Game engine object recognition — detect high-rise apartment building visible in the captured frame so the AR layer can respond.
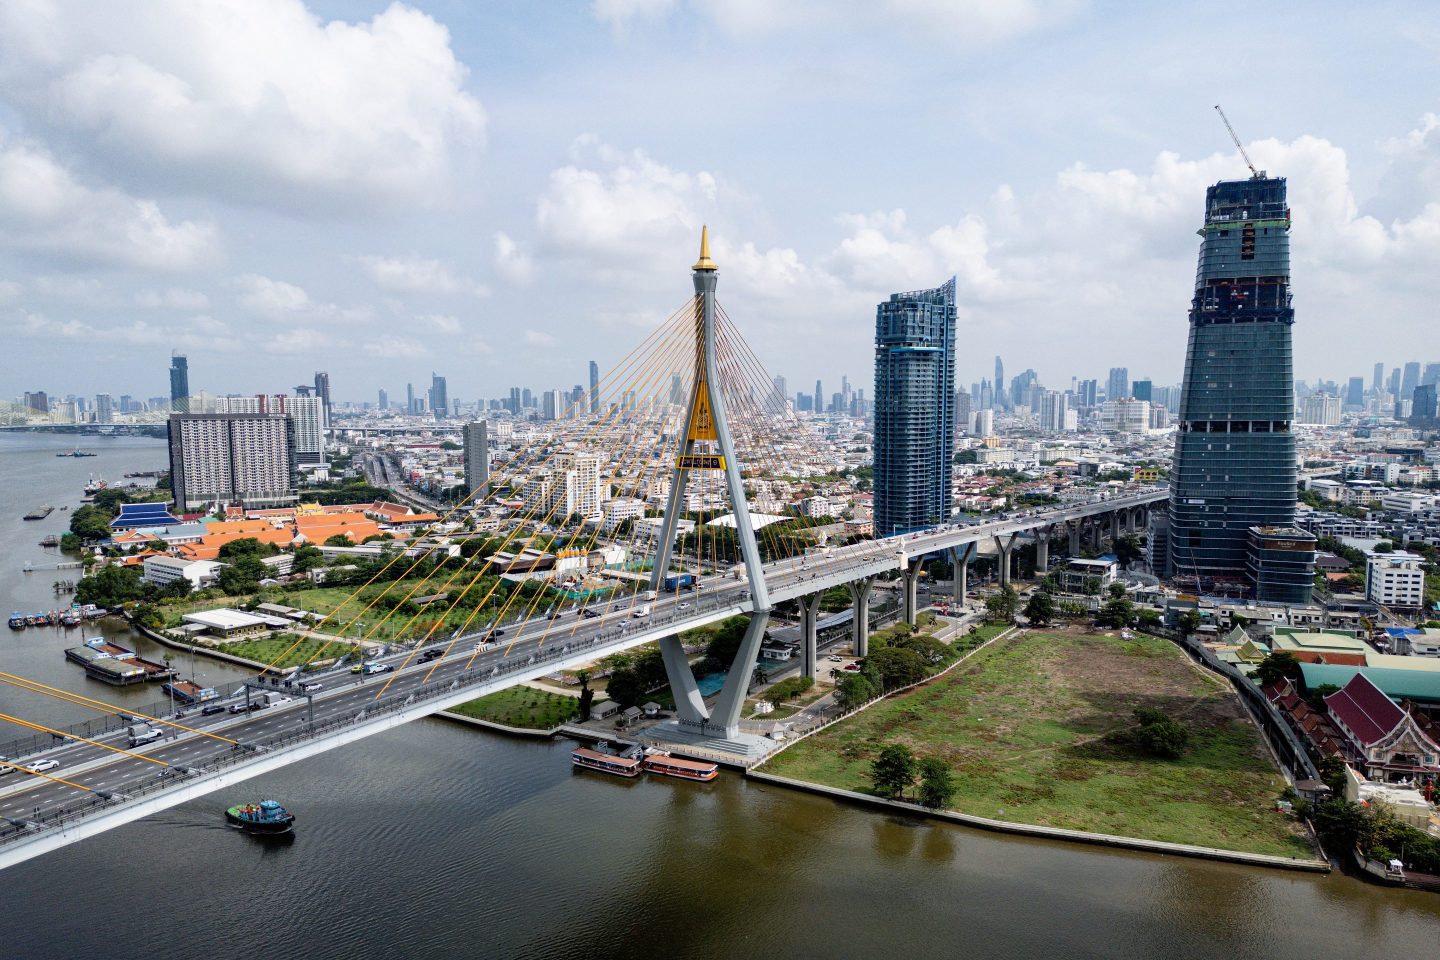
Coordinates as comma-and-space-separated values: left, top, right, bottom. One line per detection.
1345, 376, 1365, 408
167, 413, 296, 510
169, 353, 190, 414
23, 391, 48, 414
873, 278, 955, 536
1372, 362, 1385, 391
406, 383, 416, 415
313, 371, 331, 428
589, 360, 600, 414
216, 394, 325, 465
462, 420, 489, 501
94, 394, 114, 424
1097, 398, 1150, 434
1165, 174, 1303, 601
522, 452, 603, 520
772, 376, 788, 411
542, 389, 562, 421
1106, 367, 1129, 403
1412, 384, 1438, 422
1038, 390, 1070, 433
1131, 379, 1152, 403
953, 389, 972, 438
378, 388, 388, 412
430, 373, 448, 420
1299, 394, 1342, 426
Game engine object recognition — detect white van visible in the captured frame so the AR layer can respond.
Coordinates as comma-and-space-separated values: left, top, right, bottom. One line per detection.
127, 724, 163, 747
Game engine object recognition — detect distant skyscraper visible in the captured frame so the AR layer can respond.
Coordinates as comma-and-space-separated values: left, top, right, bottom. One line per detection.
169, 353, 190, 414
1423, 362, 1440, 388
1131, 379, 1152, 403
23, 391, 48, 414
463, 420, 489, 500
1400, 361, 1421, 398
1413, 384, 1438, 421
993, 356, 1006, 410
588, 360, 599, 414
873, 278, 955, 537
669, 374, 684, 407
313, 371, 331, 428
430, 373, 448, 420
1166, 174, 1305, 602
94, 394, 114, 424
1372, 362, 1385, 391
953, 389, 972, 438
406, 383, 416, 415
1387, 367, 1401, 396
772, 375, 788, 411
542, 389, 561, 421
1345, 376, 1365, 408
1038, 390, 1069, 433
1077, 379, 1098, 408
378, 388, 388, 411
1106, 367, 1129, 403
814, 380, 823, 415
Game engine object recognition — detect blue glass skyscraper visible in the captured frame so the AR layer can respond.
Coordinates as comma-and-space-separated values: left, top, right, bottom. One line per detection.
873, 278, 955, 537
1165, 176, 1304, 599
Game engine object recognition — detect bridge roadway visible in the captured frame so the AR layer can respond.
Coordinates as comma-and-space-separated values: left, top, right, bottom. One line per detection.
0, 488, 1163, 870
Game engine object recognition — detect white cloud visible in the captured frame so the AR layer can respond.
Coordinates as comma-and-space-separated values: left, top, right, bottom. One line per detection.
493, 233, 534, 284
419, 314, 462, 334
231, 273, 370, 326
357, 255, 485, 296
523, 330, 558, 347
0, 137, 216, 270
0, 0, 485, 210
594, 0, 1077, 42
137, 287, 210, 310
364, 335, 428, 358
0, 280, 19, 304
5, 308, 230, 348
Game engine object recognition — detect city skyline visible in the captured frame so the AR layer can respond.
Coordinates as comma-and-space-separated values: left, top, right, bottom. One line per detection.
0, 3, 1439, 399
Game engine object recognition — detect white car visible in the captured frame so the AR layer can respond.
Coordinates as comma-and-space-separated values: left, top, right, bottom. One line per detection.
29, 759, 60, 773
828, 655, 843, 662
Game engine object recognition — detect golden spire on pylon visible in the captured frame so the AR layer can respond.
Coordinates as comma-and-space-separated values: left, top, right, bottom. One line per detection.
692, 224, 717, 271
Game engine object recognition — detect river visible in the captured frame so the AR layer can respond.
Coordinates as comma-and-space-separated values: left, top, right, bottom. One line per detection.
2, 432, 1438, 960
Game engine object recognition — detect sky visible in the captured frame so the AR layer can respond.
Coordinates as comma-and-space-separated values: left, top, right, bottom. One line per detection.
2, 0, 1439, 405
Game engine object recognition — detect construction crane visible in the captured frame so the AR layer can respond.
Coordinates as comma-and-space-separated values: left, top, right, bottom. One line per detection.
1214, 104, 1264, 179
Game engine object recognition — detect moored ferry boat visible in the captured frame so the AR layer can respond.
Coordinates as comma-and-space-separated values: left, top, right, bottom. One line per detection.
225, 800, 296, 835
642, 749, 719, 782
572, 745, 642, 778
8, 613, 25, 630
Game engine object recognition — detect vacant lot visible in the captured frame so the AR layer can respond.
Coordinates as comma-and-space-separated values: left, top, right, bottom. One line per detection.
449, 685, 580, 730
764, 627, 1313, 858
216, 634, 359, 670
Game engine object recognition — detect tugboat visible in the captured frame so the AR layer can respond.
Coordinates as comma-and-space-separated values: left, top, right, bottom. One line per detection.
225, 800, 296, 835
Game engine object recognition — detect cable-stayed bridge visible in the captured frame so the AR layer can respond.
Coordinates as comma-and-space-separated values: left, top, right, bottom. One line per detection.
0, 231, 1163, 870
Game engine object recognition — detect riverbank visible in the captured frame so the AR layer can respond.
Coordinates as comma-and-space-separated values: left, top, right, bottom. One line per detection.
760, 625, 1320, 862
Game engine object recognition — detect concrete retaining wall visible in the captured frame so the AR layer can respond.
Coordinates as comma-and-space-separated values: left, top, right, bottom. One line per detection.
746, 768, 1329, 873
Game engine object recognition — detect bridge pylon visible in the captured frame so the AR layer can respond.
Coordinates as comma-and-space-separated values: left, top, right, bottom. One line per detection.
648, 227, 771, 743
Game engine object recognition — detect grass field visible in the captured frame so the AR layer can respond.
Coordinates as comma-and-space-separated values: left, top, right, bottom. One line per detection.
764, 627, 1314, 858
215, 634, 359, 670
449, 686, 580, 730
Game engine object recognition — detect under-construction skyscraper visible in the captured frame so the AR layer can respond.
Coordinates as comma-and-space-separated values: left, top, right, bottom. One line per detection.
1163, 174, 1309, 601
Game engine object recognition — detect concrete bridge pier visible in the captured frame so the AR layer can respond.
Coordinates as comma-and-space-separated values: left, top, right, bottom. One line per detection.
902, 560, 925, 627
798, 593, 823, 679
848, 578, 873, 657
1035, 526, 1051, 574
994, 533, 1017, 588
949, 542, 976, 606
1111, 510, 1122, 540
1068, 522, 1081, 556
659, 635, 707, 724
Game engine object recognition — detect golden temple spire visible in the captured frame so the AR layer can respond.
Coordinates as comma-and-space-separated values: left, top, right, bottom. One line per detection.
692, 224, 717, 271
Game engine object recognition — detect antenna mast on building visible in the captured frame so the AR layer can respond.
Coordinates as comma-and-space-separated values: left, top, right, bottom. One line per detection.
1214, 104, 1264, 179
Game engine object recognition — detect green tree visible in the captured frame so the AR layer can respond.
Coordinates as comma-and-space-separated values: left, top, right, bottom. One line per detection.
1023, 591, 1056, 626
131, 602, 164, 631
985, 586, 1018, 623
1107, 581, 1127, 599
1252, 651, 1302, 689
1132, 707, 1190, 759
217, 554, 267, 595
1113, 534, 1143, 569
1177, 610, 1202, 637
864, 647, 928, 690
891, 634, 950, 666
291, 544, 325, 573
575, 669, 595, 721
74, 564, 146, 607
869, 743, 918, 799
324, 534, 353, 547
69, 504, 114, 541
917, 757, 956, 809
1095, 597, 1134, 628
834, 673, 875, 710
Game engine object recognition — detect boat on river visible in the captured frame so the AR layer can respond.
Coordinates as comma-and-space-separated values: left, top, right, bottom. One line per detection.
8, 613, 24, 630
225, 800, 296, 835
572, 742, 643, 778
23, 506, 54, 521
57, 449, 97, 458
642, 748, 719, 782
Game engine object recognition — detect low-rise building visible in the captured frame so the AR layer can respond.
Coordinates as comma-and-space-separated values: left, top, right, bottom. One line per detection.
142, 555, 222, 590
1366, 550, 1427, 609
